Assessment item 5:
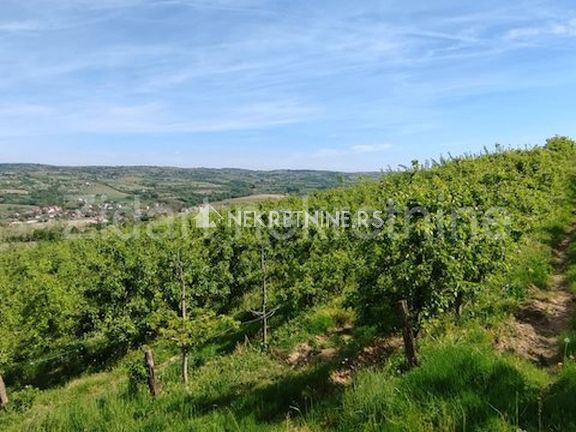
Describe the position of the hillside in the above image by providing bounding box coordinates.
[0,164,378,224]
[2,137,576,431]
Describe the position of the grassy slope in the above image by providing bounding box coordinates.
[3,151,576,431]
[4,215,576,432]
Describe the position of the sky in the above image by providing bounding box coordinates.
[0,0,575,171]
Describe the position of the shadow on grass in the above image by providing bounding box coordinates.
[209,309,300,357]
[538,365,576,430]
[164,362,341,425]
[7,341,128,390]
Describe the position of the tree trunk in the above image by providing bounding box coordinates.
[0,374,8,409]
[144,350,159,398]
[396,300,419,369]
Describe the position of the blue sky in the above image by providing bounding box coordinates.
[0,0,575,171]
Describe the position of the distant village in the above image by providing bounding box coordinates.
[5,200,182,227]
[8,203,113,227]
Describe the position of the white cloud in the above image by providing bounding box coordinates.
[20,0,263,13]
[1,0,575,171]
[154,0,266,12]
[0,100,318,135]
[0,20,43,32]
[505,18,576,41]
[552,19,576,36]
[0,104,53,116]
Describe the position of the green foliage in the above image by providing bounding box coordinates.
[1,136,576,432]
[507,240,553,295]
[3,386,41,414]
[161,310,239,354]
[125,356,148,394]
[568,241,576,294]
[353,138,576,329]
[1,138,575,382]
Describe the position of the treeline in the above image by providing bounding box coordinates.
[1,137,575,388]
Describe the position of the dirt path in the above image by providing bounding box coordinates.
[498,225,576,366]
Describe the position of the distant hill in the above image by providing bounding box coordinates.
[0,164,380,221]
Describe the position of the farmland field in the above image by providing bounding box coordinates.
[0,164,378,224]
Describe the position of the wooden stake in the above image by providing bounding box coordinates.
[178,254,189,385]
[144,350,159,398]
[181,348,189,386]
[396,300,419,369]
[0,374,8,409]
[261,245,268,350]
[454,291,464,320]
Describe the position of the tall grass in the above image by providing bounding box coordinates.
[335,342,548,432]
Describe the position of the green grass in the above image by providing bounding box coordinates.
[334,341,549,432]
[0,298,351,431]
[1,346,334,431]
[0,204,38,219]
[568,241,576,294]
[76,182,130,200]
[4,309,576,432]
[507,240,553,295]
[540,364,576,431]
[560,241,576,360]
[271,300,355,352]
